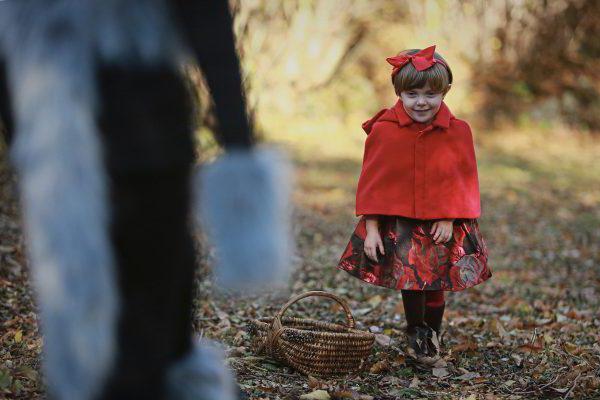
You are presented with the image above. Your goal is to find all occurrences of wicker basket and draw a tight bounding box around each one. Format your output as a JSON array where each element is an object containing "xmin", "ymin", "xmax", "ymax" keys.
[{"xmin": 249, "ymin": 291, "xmax": 375, "ymax": 377}]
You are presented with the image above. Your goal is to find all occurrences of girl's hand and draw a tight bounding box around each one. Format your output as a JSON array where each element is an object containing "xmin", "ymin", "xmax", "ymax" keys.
[
  {"xmin": 430, "ymin": 219, "xmax": 454, "ymax": 244},
  {"xmin": 364, "ymin": 230, "xmax": 385, "ymax": 262}
]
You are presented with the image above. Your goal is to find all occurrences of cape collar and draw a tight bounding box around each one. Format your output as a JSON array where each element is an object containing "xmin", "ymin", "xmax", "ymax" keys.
[
  {"xmin": 380, "ymin": 100, "xmax": 453, "ymax": 130},
  {"xmin": 361, "ymin": 100, "xmax": 454, "ymax": 134}
]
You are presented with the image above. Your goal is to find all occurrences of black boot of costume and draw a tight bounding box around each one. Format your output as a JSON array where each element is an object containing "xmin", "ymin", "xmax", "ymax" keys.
[{"xmin": 401, "ymin": 290, "xmax": 430, "ymax": 357}]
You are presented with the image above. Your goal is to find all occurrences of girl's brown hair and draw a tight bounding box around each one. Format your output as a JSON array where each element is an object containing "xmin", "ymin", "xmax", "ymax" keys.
[{"xmin": 392, "ymin": 49, "xmax": 452, "ymax": 95}]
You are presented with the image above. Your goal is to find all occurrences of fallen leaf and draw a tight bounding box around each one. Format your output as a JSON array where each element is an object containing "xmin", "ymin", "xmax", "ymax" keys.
[
  {"xmin": 491, "ymin": 319, "xmax": 509, "ymax": 341},
  {"xmin": 516, "ymin": 343, "xmax": 543, "ymax": 353},
  {"xmin": 432, "ymin": 367, "xmax": 449, "ymax": 378},
  {"xmin": 14, "ymin": 330, "xmax": 22, "ymax": 343},
  {"xmin": 566, "ymin": 309, "xmax": 585, "ymax": 320},
  {"xmin": 556, "ymin": 314, "xmax": 568, "ymax": 323},
  {"xmin": 374, "ymin": 334, "xmax": 391, "ymax": 347},
  {"xmin": 388, "ymin": 388, "xmax": 419, "ymax": 397},
  {"xmin": 300, "ymin": 389, "xmax": 331, "ymax": 400},
  {"xmin": 307, "ymin": 375, "xmax": 324, "ymax": 389},
  {"xmin": 16, "ymin": 366, "xmax": 37, "ymax": 381},
  {"xmin": 330, "ymin": 390, "xmax": 360, "ymax": 399},
  {"xmin": 409, "ymin": 376, "xmax": 420, "ymax": 388},
  {"xmin": 510, "ymin": 353, "xmax": 523, "ymax": 367},
  {"xmin": 367, "ymin": 295, "xmax": 382, "ymax": 308},
  {"xmin": 563, "ymin": 342, "xmax": 582, "ymax": 355},
  {"xmin": 433, "ymin": 358, "xmax": 447, "ymax": 368},
  {"xmin": 393, "ymin": 302, "xmax": 405, "ymax": 315},
  {"xmin": 429, "ymin": 331, "xmax": 440, "ymax": 353},
  {"xmin": 369, "ymin": 360, "xmax": 389, "ymax": 374},
  {"xmin": 232, "ymin": 329, "xmax": 246, "ymax": 345},
  {"xmin": 380, "ymin": 376, "xmax": 401, "ymax": 386},
  {"xmin": 417, "ymin": 355, "xmax": 440, "ymax": 366},
  {"xmin": 228, "ymin": 346, "xmax": 246, "ymax": 357},
  {"xmin": 394, "ymin": 354, "xmax": 406, "ymax": 366},
  {"xmin": 551, "ymin": 387, "xmax": 569, "ymax": 394},
  {"xmin": 456, "ymin": 371, "xmax": 480, "ymax": 381},
  {"xmin": 257, "ymin": 385, "xmax": 277, "ymax": 393},
  {"xmin": 452, "ymin": 340, "xmax": 478, "ymax": 353}
]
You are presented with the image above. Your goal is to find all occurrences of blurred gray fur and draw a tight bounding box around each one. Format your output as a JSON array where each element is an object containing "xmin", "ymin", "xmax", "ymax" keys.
[
  {"xmin": 0, "ymin": 1, "xmax": 182, "ymax": 399},
  {"xmin": 167, "ymin": 339, "xmax": 237, "ymax": 400},
  {"xmin": 197, "ymin": 148, "xmax": 293, "ymax": 292},
  {"xmin": 0, "ymin": 0, "xmax": 292, "ymax": 398}
]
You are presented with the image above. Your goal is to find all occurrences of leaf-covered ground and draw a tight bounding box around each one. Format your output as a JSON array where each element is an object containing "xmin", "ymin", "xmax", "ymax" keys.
[{"xmin": 1, "ymin": 128, "xmax": 599, "ymax": 399}]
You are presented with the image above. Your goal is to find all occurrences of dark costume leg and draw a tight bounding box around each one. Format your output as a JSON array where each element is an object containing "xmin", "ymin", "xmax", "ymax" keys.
[
  {"xmin": 96, "ymin": 66, "xmax": 196, "ymax": 399},
  {"xmin": 0, "ymin": 61, "xmax": 14, "ymax": 145}
]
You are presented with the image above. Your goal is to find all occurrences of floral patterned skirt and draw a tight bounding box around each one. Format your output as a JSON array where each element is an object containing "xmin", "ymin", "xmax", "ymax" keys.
[{"xmin": 337, "ymin": 216, "xmax": 491, "ymax": 291}]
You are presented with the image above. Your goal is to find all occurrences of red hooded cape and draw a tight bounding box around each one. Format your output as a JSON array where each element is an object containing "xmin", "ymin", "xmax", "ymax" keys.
[{"xmin": 356, "ymin": 100, "xmax": 481, "ymax": 219}]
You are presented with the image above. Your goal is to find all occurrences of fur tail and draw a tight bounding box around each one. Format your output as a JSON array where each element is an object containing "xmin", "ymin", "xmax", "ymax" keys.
[
  {"xmin": 167, "ymin": 339, "xmax": 237, "ymax": 400},
  {"xmin": 1, "ymin": 3, "xmax": 118, "ymax": 399},
  {"xmin": 196, "ymin": 147, "xmax": 293, "ymax": 292}
]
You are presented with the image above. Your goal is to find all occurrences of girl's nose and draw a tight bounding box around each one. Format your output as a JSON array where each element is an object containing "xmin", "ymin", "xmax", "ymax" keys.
[{"xmin": 416, "ymin": 96, "xmax": 427, "ymax": 106}]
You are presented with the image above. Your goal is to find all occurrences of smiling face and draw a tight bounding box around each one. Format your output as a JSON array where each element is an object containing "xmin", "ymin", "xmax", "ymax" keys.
[{"xmin": 399, "ymin": 82, "xmax": 446, "ymax": 124}]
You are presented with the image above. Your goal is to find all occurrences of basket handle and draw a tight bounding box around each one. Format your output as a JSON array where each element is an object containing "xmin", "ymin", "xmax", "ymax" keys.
[{"xmin": 273, "ymin": 290, "xmax": 355, "ymax": 329}]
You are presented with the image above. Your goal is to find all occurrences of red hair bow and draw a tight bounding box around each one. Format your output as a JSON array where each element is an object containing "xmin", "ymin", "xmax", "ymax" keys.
[{"xmin": 386, "ymin": 45, "xmax": 447, "ymax": 78}]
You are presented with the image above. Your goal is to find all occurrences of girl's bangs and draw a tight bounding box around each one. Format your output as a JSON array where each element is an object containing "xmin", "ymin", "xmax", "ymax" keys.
[{"xmin": 394, "ymin": 63, "xmax": 449, "ymax": 93}]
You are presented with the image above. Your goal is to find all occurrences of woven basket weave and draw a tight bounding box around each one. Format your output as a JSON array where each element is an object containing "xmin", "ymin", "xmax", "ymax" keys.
[{"xmin": 249, "ymin": 291, "xmax": 375, "ymax": 377}]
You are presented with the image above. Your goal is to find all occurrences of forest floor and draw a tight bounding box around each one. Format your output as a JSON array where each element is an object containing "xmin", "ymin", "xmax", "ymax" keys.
[{"xmin": 1, "ymin": 126, "xmax": 600, "ymax": 399}]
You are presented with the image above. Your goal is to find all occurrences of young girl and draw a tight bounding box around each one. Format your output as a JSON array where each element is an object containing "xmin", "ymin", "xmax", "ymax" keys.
[{"xmin": 338, "ymin": 45, "xmax": 491, "ymax": 361}]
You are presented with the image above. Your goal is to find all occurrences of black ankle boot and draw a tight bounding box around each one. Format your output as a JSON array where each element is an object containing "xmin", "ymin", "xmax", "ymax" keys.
[{"xmin": 406, "ymin": 325, "xmax": 431, "ymax": 358}]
